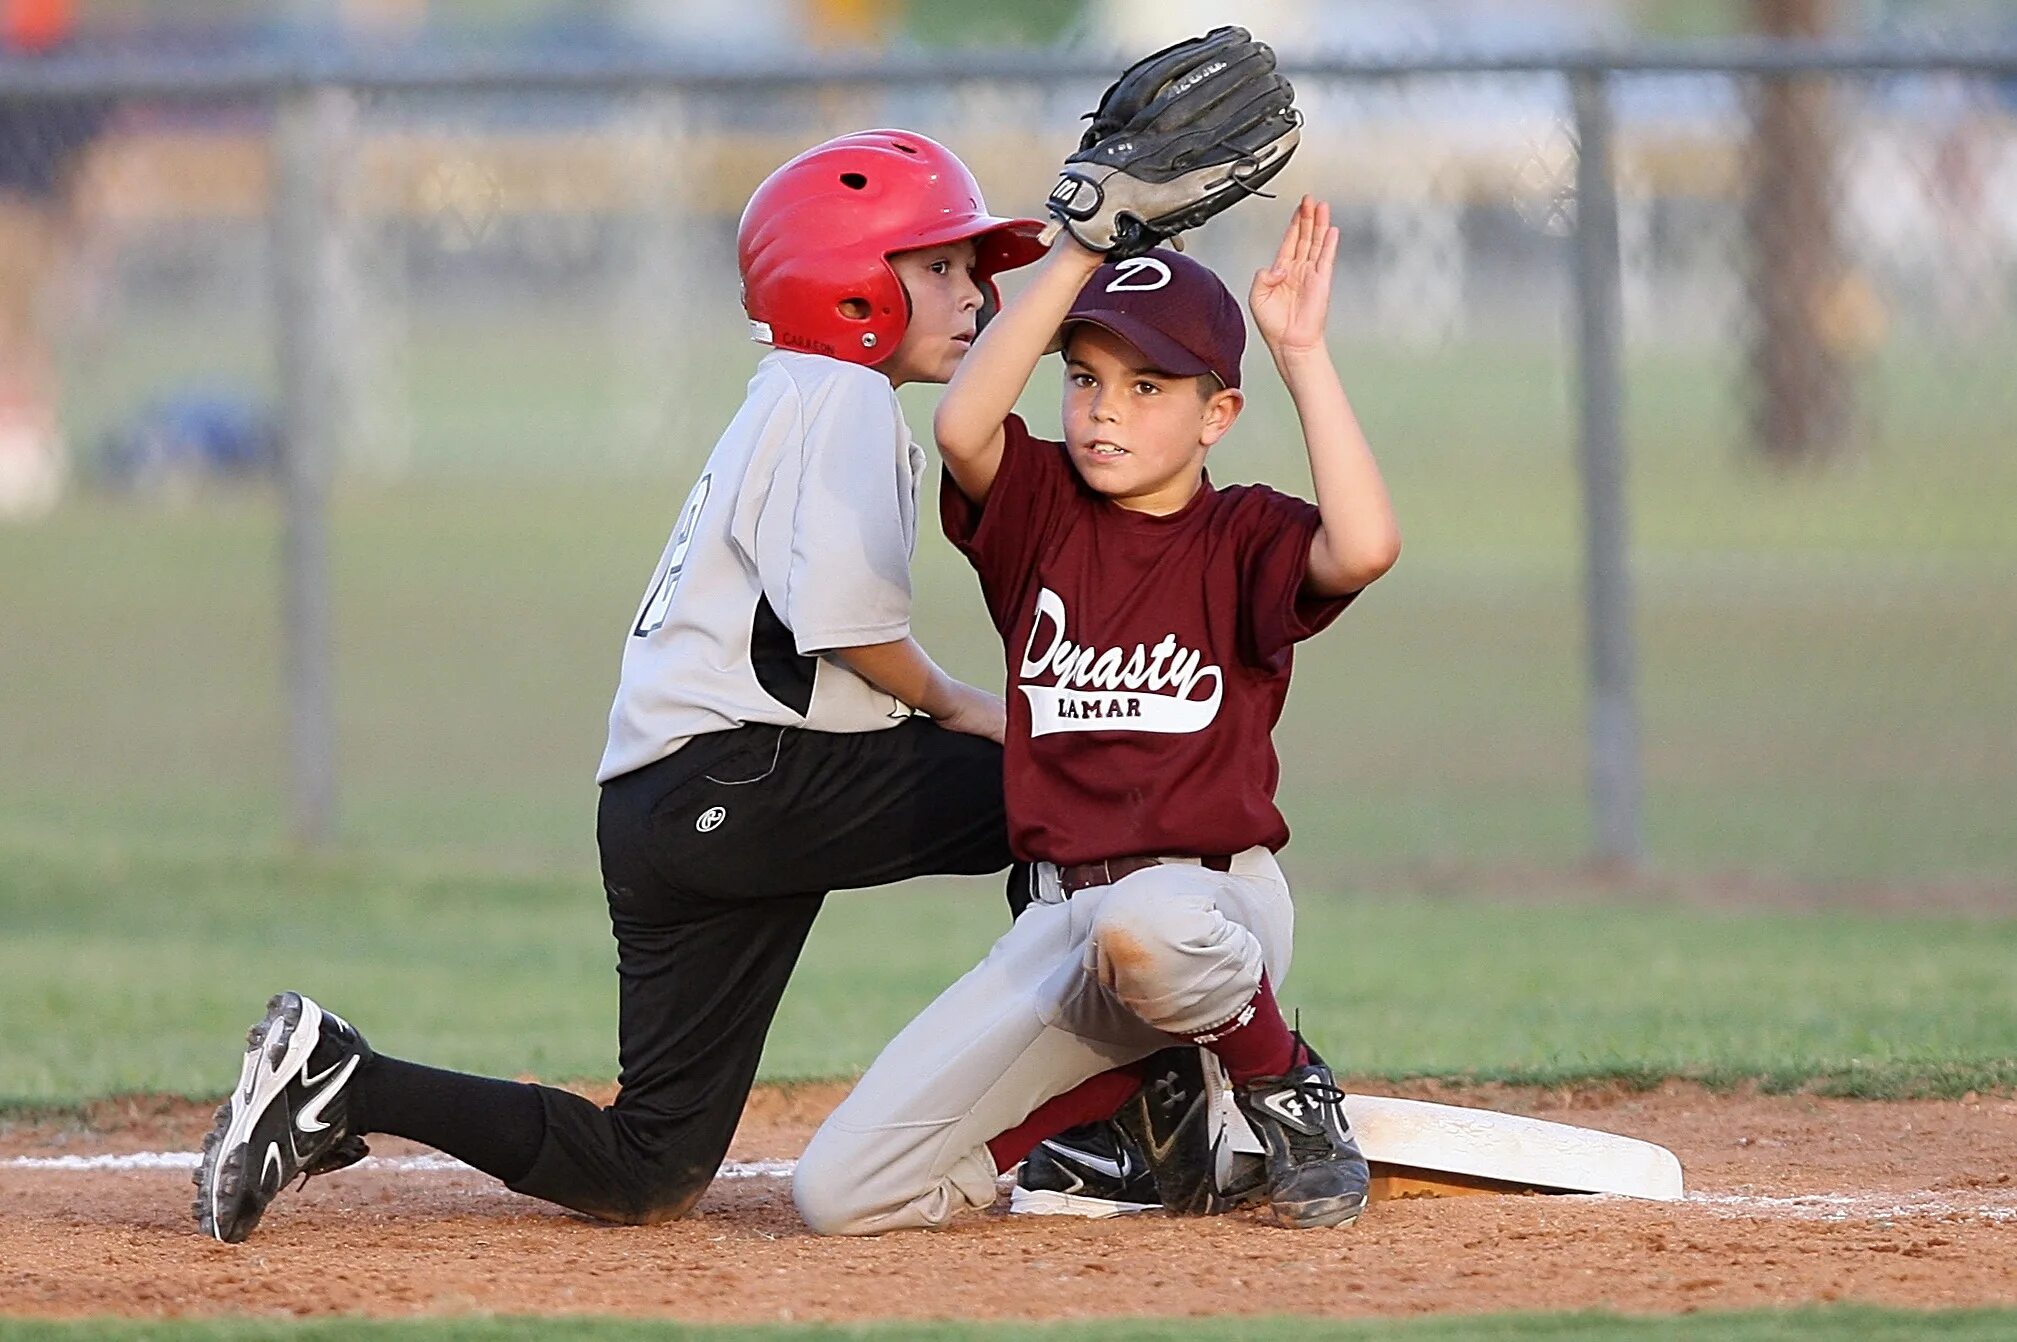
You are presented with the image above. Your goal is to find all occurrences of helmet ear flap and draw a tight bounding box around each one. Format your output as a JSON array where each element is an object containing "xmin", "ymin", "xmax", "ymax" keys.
[
  {"xmin": 974, "ymin": 277, "xmax": 1002, "ymax": 336},
  {"xmin": 861, "ymin": 260, "xmax": 909, "ymax": 359},
  {"xmin": 893, "ymin": 259, "xmax": 914, "ymax": 323}
]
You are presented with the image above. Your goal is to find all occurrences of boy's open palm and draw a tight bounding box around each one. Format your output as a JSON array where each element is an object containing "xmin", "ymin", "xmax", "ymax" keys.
[{"xmin": 1250, "ymin": 196, "xmax": 1339, "ymax": 356}]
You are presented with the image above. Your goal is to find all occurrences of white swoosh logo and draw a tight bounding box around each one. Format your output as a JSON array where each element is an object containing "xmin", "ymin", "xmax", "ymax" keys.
[
  {"xmin": 1041, "ymin": 1140, "xmax": 1129, "ymax": 1181},
  {"xmin": 261, "ymin": 1141, "xmax": 283, "ymax": 1190},
  {"xmin": 301, "ymin": 1055, "xmax": 347, "ymax": 1088},
  {"xmin": 295, "ymin": 1054, "xmax": 359, "ymax": 1135}
]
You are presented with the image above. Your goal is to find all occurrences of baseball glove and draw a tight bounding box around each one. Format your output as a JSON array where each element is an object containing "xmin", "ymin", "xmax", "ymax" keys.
[{"xmin": 1045, "ymin": 26, "xmax": 1302, "ymax": 259}]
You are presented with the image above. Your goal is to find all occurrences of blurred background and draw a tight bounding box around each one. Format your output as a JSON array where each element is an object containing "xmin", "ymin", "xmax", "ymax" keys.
[{"xmin": 2, "ymin": 0, "xmax": 2012, "ymax": 901}]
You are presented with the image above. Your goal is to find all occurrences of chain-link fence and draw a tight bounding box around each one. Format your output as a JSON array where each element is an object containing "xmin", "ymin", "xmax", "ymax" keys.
[{"xmin": 2, "ymin": 46, "xmax": 2013, "ymax": 895}]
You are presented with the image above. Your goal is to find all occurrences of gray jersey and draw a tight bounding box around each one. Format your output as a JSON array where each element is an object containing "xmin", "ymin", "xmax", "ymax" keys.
[{"xmin": 598, "ymin": 351, "xmax": 925, "ymax": 783}]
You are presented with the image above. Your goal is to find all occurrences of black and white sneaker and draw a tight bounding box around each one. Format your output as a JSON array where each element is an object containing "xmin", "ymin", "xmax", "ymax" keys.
[
  {"xmin": 1009, "ymin": 1120, "xmax": 1160, "ymax": 1218},
  {"xmin": 1233, "ymin": 1038, "xmax": 1370, "ymax": 1230},
  {"xmin": 193, "ymin": 992, "xmax": 374, "ymax": 1243}
]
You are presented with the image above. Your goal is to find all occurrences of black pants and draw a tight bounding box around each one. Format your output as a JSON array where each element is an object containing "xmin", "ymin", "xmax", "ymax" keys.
[{"xmin": 497, "ymin": 718, "xmax": 1011, "ymax": 1222}]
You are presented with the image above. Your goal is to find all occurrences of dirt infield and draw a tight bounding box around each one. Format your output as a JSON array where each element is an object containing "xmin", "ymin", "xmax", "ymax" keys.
[{"xmin": 4, "ymin": 1081, "xmax": 2015, "ymax": 1324}]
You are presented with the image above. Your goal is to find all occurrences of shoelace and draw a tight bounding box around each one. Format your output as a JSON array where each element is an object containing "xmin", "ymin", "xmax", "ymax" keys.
[
  {"xmin": 1283, "ymin": 1073, "xmax": 1348, "ymax": 1113},
  {"xmin": 1223, "ymin": 104, "xmax": 1302, "ymax": 191},
  {"xmin": 1276, "ymin": 1021, "xmax": 1349, "ymax": 1126}
]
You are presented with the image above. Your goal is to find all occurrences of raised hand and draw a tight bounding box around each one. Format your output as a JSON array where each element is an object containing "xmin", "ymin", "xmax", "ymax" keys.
[{"xmin": 1249, "ymin": 195, "xmax": 1340, "ymax": 358}]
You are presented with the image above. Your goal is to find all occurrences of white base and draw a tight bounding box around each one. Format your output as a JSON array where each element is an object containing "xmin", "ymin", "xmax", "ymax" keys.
[{"xmin": 1344, "ymin": 1094, "xmax": 1685, "ymax": 1201}]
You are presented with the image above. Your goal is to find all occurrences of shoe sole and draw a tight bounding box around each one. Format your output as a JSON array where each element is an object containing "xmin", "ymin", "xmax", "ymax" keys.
[
  {"xmin": 1008, "ymin": 1187, "xmax": 1161, "ymax": 1219},
  {"xmin": 192, "ymin": 992, "xmax": 323, "ymax": 1243},
  {"xmin": 1267, "ymin": 1190, "xmax": 1369, "ymax": 1230}
]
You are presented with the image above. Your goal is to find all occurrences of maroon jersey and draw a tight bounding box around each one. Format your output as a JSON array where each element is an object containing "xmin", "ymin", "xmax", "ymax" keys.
[{"xmin": 942, "ymin": 415, "xmax": 1356, "ymax": 865}]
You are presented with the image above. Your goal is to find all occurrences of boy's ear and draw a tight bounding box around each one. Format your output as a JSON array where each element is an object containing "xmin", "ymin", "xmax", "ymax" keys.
[{"xmin": 1199, "ymin": 386, "xmax": 1244, "ymax": 447}]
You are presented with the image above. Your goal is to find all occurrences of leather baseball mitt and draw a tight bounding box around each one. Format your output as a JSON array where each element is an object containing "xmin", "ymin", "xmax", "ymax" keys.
[{"xmin": 1045, "ymin": 26, "xmax": 1302, "ymax": 259}]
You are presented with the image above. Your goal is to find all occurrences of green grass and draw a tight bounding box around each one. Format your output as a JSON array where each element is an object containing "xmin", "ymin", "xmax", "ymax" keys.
[
  {"xmin": 1, "ymin": 469, "xmax": 2012, "ymax": 885},
  {"xmin": 8, "ymin": 323, "xmax": 2014, "ymax": 884},
  {"xmin": 5, "ymin": 1308, "xmax": 2017, "ymax": 1340},
  {"xmin": 2, "ymin": 835, "xmax": 2013, "ymax": 1106}
]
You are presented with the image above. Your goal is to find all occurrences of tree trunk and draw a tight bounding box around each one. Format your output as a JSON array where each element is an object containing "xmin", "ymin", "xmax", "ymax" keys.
[{"xmin": 1746, "ymin": 0, "xmax": 1854, "ymax": 466}]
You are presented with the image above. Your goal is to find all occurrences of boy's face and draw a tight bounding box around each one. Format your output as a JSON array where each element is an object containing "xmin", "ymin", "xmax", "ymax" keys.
[
  {"xmin": 1061, "ymin": 325, "xmax": 1242, "ymax": 513},
  {"xmin": 879, "ymin": 240, "xmax": 985, "ymax": 386}
]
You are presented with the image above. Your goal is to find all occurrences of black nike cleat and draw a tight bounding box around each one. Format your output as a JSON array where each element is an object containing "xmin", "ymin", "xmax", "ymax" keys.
[
  {"xmin": 193, "ymin": 992, "xmax": 374, "ymax": 1243},
  {"xmin": 1233, "ymin": 1038, "xmax": 1370, "ymax": 1230},
  {"xmin": 1010, "ymin": 1120, "xmax": 1160, "ymax": 1218}
]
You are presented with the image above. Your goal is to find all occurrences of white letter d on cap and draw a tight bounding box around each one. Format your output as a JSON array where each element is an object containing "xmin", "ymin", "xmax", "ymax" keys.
[{"xmin": 1106, "ymin": 256, "xmax": 1172, "ymax": 293}]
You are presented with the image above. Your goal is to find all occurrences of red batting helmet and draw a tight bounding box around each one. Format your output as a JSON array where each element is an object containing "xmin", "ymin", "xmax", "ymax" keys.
[{"xmin": 737, "ymin": 129, "xmax": 1045, "ymax": 366}]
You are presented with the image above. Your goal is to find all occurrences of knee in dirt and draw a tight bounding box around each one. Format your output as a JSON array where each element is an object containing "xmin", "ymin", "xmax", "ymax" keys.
[
  {"xmin": 792, "ymin": 1130, "xmax": 885, "ymax": 1236},
  {"xmin": 576, "ymin": 1163, "xmax": 711, "ymax": 1226},
  {"xmin": 625, "ymin": 1177, "xmax": 709, "ymax": 1225}
]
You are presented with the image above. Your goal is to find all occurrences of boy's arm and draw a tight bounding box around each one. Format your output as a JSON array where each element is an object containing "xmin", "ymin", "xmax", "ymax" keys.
[
  {"xmin": 1251, "ymin": 197, "xmax": 1402, "ymax": 598},
  {"xmin": 932, "ymin": 239, "xmax": 1105, "ymax": 506},
  {"xmin": 752, "ymin": 367, "xmax": 1003, "ymax": 743},
  {"xmin": 831, "ymin": 638, "xmax": 1005, "ymax": 745},
  {"xmin": 1276, "ymin": 348, "xmax": 1400, "ymax": 598}
]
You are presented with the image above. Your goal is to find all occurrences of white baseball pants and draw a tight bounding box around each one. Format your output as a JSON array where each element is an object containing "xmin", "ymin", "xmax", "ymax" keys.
[{"xmin": 793, "ymin": 847, "xmax": 1293, "ymax": 1235}]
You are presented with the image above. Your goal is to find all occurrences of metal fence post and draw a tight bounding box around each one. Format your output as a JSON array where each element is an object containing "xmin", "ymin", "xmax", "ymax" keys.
[
  {"xmin": 1570, "ymin": 69, "xmax": 1645, "ymax": 871},
  {"xmin": 271, "ymin": 80, "xmax": 346, "ymax": 846}
]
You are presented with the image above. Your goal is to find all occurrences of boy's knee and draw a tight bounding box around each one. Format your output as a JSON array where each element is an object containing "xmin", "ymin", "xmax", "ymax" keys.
[
  {"xmin": 505, "ymin": 1101, "xmax": 716, "ymax": 1226},
  {"xmin": 795, "ymin": 1120, "xmax": 1000, "ymax": 1235},
  {"xmin": 792, "ymin": 1130, "xmax": 884, "ymax": 1237},
  {"xmin": 510, "ymin": 1162, "xmax": 709, "ymax": 1226},
  {"xmin": 626, "ymin": 1164, "xmax": 715, "ymax": 1224},
  {"xmin": 1087, "ymin": 877, "xmax": 1260, "ymax": 1034},
  {"xmin": 1087, "ymin": 883, "xmax": 1187, "ymax": 997}
]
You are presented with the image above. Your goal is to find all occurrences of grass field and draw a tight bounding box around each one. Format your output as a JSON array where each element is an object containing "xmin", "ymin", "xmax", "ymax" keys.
[
  {"xmin": 9, "ymin": 324, "xmax": 2013, "ymax": 885},
  {"xmin": 5, "ymin": 455, "xmax": 2015, "ymax": 882},
  {"xmin": 4, "ymin": 1307, "xmax": 2017, "ymax": 1341},
  {"xmin": 3, "ymin": 834, "xmax": 2014, "ymax": 1103}
]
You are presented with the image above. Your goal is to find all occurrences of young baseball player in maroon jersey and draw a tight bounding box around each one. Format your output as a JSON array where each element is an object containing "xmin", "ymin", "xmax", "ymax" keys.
[
  {"xmin": 792, "ymin": 197, "xmax": 1400, "ymax": 1234},
  {"xmin": 192, "ymin": 131, "xmax": 1048, "ymax": 1242}
]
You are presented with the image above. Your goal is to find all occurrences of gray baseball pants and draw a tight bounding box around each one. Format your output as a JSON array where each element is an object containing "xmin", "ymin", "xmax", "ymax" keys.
[{"xmin": 793, "ymin": 847, "xmax": 1294, "ymax": 1235}]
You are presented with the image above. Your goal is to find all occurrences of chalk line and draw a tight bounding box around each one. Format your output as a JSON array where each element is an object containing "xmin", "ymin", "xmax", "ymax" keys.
[
  {"xmin": 1686, "ymin": 1189, "xmax": 2017, "ymax": 1223},
  {"xmin": 3, "ymin": 1151, "xmax": 798, "ymax": 1179}
]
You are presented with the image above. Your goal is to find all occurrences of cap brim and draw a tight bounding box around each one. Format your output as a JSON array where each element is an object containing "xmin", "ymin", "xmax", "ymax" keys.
[{"xmin": 1051, "ymin": 312, "xmax": 1214, "ymax": 380}]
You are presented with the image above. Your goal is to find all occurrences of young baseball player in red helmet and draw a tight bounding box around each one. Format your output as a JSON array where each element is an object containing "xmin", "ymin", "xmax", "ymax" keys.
[
  {"xmin": 793, "ymin": 196, "xmax": 1401, "ymax": 1234},
  {"xmin": 193, "ymin": 130, "xmax": 1045, "ymax": 1242}
]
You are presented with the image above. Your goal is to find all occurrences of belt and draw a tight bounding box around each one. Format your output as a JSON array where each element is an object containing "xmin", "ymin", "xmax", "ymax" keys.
[{"xmin": 1056, "ymin": 854, "xmax": 1232, "ymax": 896}]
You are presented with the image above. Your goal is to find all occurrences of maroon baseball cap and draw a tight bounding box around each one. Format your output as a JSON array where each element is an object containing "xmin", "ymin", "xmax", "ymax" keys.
[{"xmin": 1056, "ymin": 248, "xmax": 1246, "ymax": 390}]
